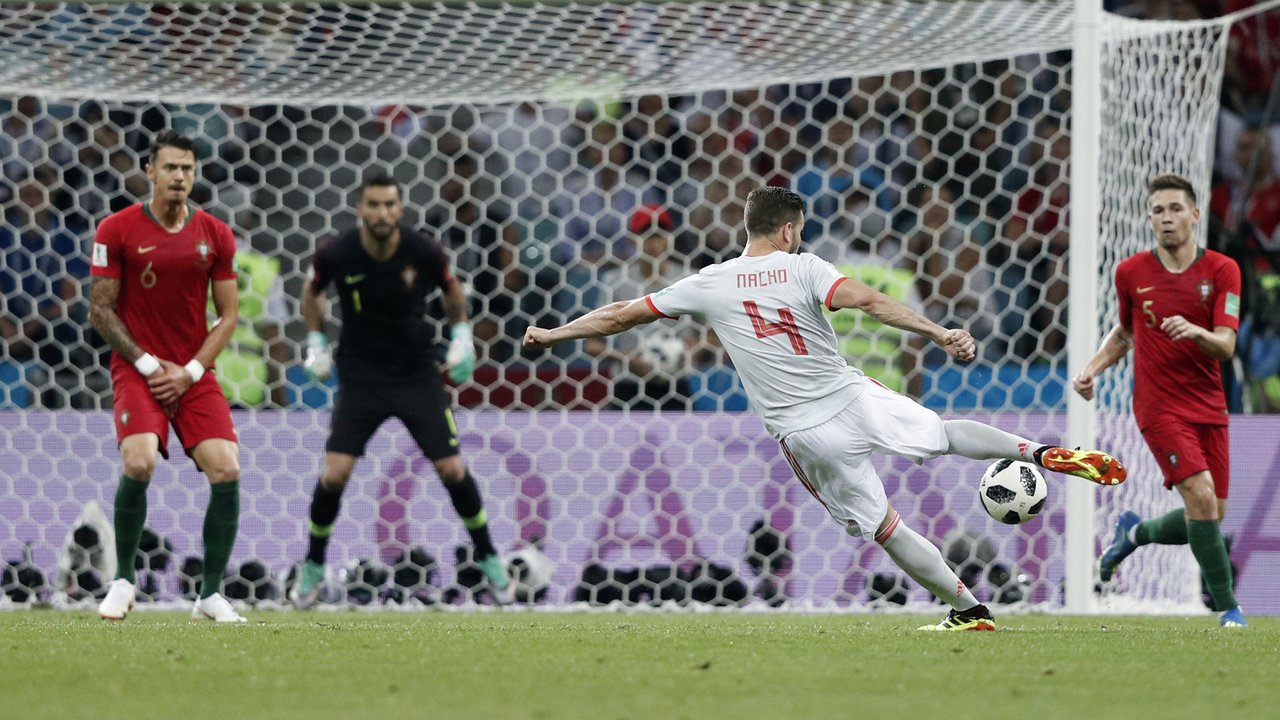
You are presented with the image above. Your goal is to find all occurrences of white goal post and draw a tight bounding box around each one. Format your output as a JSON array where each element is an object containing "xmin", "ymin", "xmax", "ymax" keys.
[{"xmin": 0, "ymin": 0, "xmax": 1273, "ymax": 612}]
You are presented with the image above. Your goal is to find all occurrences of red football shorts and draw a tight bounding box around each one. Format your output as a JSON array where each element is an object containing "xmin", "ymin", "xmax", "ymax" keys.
[
  {"xmin": 112, "ymin": 368, "xmax": 238, "ymax": 459},
  {"xmin": 1140, "ymin": 418, "xmax": 1230, "ymax": 498}
]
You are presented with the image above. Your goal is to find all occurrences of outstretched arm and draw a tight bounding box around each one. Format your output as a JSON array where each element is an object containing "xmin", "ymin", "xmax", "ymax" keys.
[
  {"xmin": 828, "ymin": 276, "xmax": 975, "ymax": 362},
  {"xmin": 523, "ymin": 298, "xmax": 660, "ymax": 349},
  {"xmin": 1072, "ymin": 324, "xmax": 1133, "ymax": 400}
]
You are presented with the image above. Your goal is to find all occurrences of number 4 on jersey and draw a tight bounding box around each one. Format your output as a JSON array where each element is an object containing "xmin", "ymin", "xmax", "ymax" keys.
[{"xmin": 744, "ymin": 301, "xmax": 808, "ymax": 355}]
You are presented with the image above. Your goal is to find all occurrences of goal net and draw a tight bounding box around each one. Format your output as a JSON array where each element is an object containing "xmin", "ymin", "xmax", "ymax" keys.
[
  {"xmin": 0, "ymin": 1, "xmax": 1244, "ymax": 612},
  {"xmin": 1093, "ymin": 14, "xmax": 1234, "ymax": 612}
]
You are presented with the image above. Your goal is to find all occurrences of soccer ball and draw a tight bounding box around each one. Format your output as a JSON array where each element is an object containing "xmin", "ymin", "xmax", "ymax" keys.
[
  {"xmin": 637, "ymin": 335, "xmax": 685, "ymax": 375},
  {"xmin": 507, "ymin": 546, "xmax": 553, "ymax": 603},
  {"xmin": 979, "ymin": 459, "xmax": 1048, "ymax": 525}
]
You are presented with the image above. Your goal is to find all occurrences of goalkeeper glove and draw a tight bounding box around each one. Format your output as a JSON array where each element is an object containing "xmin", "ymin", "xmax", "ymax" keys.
[
  {"xmin": 445, "ymin": 321, "xmax": 475, "ymax": 384},
  {"xmin": 304, "ymin": 330, "xmax": 333, "ymax": 381}
]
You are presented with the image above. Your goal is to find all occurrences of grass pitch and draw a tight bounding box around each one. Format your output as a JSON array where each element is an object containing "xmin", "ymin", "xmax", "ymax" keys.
[{"xmin": 2, "ymin": 610, "xmax": 1276, "ymax": 720}]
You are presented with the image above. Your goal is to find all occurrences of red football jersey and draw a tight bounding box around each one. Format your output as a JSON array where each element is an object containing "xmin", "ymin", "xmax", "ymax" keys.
[
  {"xmin": 1115, "ymin": 248, "xmax": 1241, "ymax": 428},
  {"xmin": 90, "ymin": 204, "xmax": 237, "ymax": 372}
]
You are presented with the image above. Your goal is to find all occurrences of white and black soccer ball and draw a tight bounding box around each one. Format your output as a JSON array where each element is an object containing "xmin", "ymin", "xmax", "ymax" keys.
[
  {"xmin": 979, "ymin": 459, "xmax": 1048, "ymax": 525},
  {"xmin": 637, "ymin": 335, "xmax": 685, "ymax": 375},
  {"xmin": 507, "ymin": 546, "xmax": 554, "ymax": 603}
]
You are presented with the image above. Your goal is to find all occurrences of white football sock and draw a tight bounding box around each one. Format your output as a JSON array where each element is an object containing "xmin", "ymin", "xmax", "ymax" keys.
[
  {"xmin": 943, "ymin": 419, "xmax": 1043, "ymax": 462},
  {"xmin": 878, "ymin": 516, "xmax": 980, "ymax": 610}
]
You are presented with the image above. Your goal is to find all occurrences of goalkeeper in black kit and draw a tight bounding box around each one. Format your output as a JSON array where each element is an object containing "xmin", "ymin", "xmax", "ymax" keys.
[{"xmin": 291, "ymin": 172, "xmax": 513, "ymax": 607}]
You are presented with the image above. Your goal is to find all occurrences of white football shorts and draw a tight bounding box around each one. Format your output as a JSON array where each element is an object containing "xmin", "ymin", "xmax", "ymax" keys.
[{"xmin": 778, "ymin": 380, "xmax": 948, "ymax": 541}]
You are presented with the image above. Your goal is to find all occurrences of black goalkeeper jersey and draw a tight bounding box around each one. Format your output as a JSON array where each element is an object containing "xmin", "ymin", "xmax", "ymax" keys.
[{"xmin": 310, "ymin": 226, "xmax": 455, "ymax": 382}]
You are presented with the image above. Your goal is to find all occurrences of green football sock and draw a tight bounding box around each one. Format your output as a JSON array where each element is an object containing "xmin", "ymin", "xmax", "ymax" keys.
[
  {"xmin": 201, "ymin": 481, "xmax": 240, "ymax": 599},
  {"xmin": 1187, "ymin": 519, "xmax": 1237, "ymax": 611},
  {"xmin": 112, "ymin": 476, "xmax": 149, "ymax": 584},
  {"xmin": 1135, "ymin": 508, "xmax": 1186, "ymax": 545}
]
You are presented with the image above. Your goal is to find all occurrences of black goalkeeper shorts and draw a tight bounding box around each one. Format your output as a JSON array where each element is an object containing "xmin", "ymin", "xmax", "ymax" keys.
[{"xmin": 325, "ymin": 374, "xmax": 459, "ymax": 460}]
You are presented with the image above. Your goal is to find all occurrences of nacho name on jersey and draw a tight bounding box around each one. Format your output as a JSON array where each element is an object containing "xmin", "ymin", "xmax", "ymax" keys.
[{"xmin": 737, "ymin": 268, "xmax": 789, "ymax": 288}]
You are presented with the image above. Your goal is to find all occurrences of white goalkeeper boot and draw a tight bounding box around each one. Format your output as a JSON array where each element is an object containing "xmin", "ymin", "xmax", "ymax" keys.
[
  {"xmin": 191, "ymin": 593, "xmax": 248, "ymax": 623},
  {"xmin": 98, "ymin": 578, "xmax": 137, "ymax": 621}
]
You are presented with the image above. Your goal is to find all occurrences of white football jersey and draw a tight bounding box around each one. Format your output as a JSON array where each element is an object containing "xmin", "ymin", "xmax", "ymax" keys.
[{"xmin": 649, "ymin": 251, "xmax": 868, "ymax": 438}]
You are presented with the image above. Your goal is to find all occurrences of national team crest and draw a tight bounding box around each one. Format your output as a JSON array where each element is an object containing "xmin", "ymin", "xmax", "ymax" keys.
[
  {"xmin": 120, "ymin": 410, "xmax": 130, "ymax": 427},
  {"xmin": 402, "ymin": 266, "xmax": 417, "ymax": 289},
  {"xmin": 195, "ymin": 238, "xmax": 212, "ymax": 268},
  {"xmin": 1198, "ymin": 279, "xmax": 1212, "ymax": 302}
]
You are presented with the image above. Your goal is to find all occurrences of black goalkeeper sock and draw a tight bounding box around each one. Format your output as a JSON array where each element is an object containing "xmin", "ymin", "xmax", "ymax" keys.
[
  {"xmin": 445, "ymin": 472, "xmax": 497, "ymax": 560},
  {"xmin": 306, "ymin": 480, "xmax": 344, "ymax": 565},
  {"xmin": 201, "ymin": 481, "xmax": 239, "ymax": 599},
  {"xmin": 112, "ymin": 475, "xmax": 149, "ymax": 584}
]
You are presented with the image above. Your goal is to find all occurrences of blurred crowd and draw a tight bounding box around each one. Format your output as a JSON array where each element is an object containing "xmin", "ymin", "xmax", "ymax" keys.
[{"xmin": 2, "ymin": 0, "xmax": 1279, "ymax": 412}]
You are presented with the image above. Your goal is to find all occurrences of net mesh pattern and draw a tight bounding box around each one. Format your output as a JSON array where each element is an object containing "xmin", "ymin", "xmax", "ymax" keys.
[{"xmin": 0, "ymin": 1, "xmax": 1239, "ymax": 611}]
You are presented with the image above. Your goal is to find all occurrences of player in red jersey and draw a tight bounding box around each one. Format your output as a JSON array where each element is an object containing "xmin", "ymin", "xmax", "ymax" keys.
[
  {"xmin": 88, "ymin": 130, "xmax": 246, "ymax": 622},
  {"xmin": 1073, "ymin": 173, "xmax": 1247, "ymax": 628}
]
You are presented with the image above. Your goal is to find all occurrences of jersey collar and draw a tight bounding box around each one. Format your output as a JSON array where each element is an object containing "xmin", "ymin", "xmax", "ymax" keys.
[
  {"xmin": 143, "ymin": 201, "xmax": 195, "ymax": 232},
  {"xmin": 1152, "ymin": 246, "xmax": 1204, "ymax": 273}
]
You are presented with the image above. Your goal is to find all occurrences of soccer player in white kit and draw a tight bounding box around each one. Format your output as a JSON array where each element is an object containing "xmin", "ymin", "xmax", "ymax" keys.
[{"xmin": 524, "ymin": 186, "xmax": 1126, "ymax": 631}]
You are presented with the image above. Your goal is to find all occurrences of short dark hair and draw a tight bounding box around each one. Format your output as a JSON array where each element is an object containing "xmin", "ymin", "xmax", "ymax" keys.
[
  {"xmin": 1147, "ymin": 173, "xmax": 1197, "ymax": 207},
  {"xmin": 745, "ymin": 186, "xmax": 805, "ymax": 237},
  {"xmin": 358, "ymin": 172, "xmax": 401, "ymax": 202},
  {"xmin": 148, "ymin": 129, "xmax": 198, "ymax": 165}
]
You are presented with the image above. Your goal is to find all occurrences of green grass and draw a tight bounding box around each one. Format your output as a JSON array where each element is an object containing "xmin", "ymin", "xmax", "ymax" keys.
[{"xmin": 2, "ymin": 610, "xmax": 1276, "ymax": 720}]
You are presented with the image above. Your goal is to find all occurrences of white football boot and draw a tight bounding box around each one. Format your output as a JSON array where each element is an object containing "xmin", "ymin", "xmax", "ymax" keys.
[
  {"xmin": 191, "ymin": 593, "xmax": 248, "ymax": 623},
  {"xmin": 98, "ymin": 578, "xmax": 137, "ymax": 621}
]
